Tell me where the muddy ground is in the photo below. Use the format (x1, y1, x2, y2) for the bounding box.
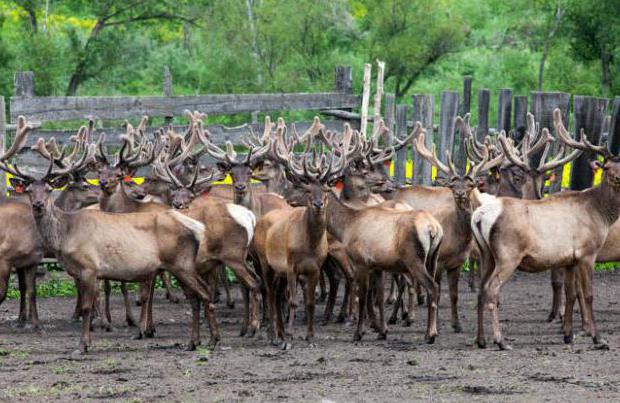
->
(1, 271, 620, 402)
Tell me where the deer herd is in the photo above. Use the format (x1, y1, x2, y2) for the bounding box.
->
(0, 104, 619, 355)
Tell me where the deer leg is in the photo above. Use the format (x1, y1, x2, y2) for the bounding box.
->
(318, 269, 327, 303)
(562, 266, 577, 344)
(16, 268, 27, 324)
(135, 277, 155, 339)
(77, 271, 97, 354)
(120, 282, 136, 327)
(577, 261, 603, 346)
(409, 265, 439, 344)
(388, 275, 404, 325)
(71, 279, 82, 321)
(175, 269, 219, 348)
(476, 249, 495, 349)
(575, 272, 591, 335)
(304, 269, 319, 344)
(373, 271, 387, 339)
(353, 271, 368, 342)
(285, 272, 298, 338)
(187, 292, 202, 351)
(161, 272, 179, 303)
(468, 259, 477, 292)
(415, 278, 425, 306)
(447, 267, 462, 333)
(225, 259, 261, 337)
(386, 274, 397, 305)
(485, 264, 517, 350)
(548, 267, 565, 322)
(405, 280, 416, 327)
(322, 258, 339, 325)
(103, 280, 112, 325)
(24, 266, 39, 330)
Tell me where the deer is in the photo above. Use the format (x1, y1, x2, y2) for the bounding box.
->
(471, 108, 619, 350)
(152, 144, 263, 339)
(409, 124, 503, 333)
(2, 119, 215, 354)
(252, 127, 353, 349)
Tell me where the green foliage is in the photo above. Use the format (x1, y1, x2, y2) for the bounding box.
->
(0, 0, 616, 117)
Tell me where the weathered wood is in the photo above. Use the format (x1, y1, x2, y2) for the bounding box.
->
(437, 91, 459, 164)
(10, 92, 360, 123)
(570, 96, 609, 190)
(395, 104, 408, 185)
(412, 94, 433, 185)
(163, 66, 173, 97)
(513, 95, 528, 142)
(373, 60, 385, 129)
(609, 97, 620, 155)
(251, 111, 260, 125)
(334, 65, 353, 94)
(497, 88, 513, 134)
(384, 93, 395, 146)
(476, 89, 490, 142)
(462, 76, 472, 115)
(14, 71, 34, 97)
(530, 91, 571, 193)
(360, 63, 371, 138)
(0, 96, 5, 195)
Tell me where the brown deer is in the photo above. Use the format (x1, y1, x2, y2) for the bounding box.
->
(3, 122, 214, 354)
(472, 108, 618, 350)
(253, 130, 350, 349)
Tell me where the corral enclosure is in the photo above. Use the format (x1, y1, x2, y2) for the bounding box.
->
(3, 66, 620, 193)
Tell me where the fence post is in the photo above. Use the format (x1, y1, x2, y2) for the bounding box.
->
(412, 94, 433, 185)
(384, 93, 395, 147)
(497, 88, 513, 134)
(476, 89, 490, 142)
(513, 95, 528, 142)
(609, 97, 620, 155)
(570, 96, 609, 190)
(530, 91, 571, 193)
(461, 76, 472, 115)
(14, 71, 34, 98)
(438, 91, 459, 165)
(334, 65, 353, 94)
(395, 104, 408, 185)
(163, 66, 173, 97)
(0, 96, 5, 196)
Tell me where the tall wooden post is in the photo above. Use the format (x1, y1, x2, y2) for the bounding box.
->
(384, 93, 395, 147)
(462, 76, 472, 115)
(513, 95, 528, 142)
(530, 91, 571, 193)
(0, 96, 5, 196)
(395, 104, 408, 184)
(14, 71, 34, 97)
(570, 96, 609, 190)
(334, 65, 353, 94)
(438, 91, 459, 165)
(412, 94, 433, 185)
(609, 97, 620, 155)
(476, 89, 490, 142)
(497, 88, 513, 134)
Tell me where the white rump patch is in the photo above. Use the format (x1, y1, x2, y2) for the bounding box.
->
(226, 203, 256, 245)
(168, 210, 205, 243)
(471, 198, 503, 242)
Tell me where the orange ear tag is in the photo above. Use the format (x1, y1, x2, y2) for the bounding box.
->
(549, 173, 557, 183)
(123, 176, 132, 183)
(383, 160, 391, 169)
(335, 181, 344, 191)
(202, 191, 209, 199)
(15, 184, 24, 193)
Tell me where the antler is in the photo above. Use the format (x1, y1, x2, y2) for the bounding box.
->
(413, 125, 452, 176)
(553, 108, 608, 157)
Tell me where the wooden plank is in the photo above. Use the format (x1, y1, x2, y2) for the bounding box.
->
(395, 104, 407, 184)
(437, 91, 459, 164)
(14, 71, 34, 97)
(384, 93, 395, 146)
(497, 88, 513, 134)
(412, 94, 433, 185)
(462, 76, 472, 115)
(10, 92, 360, 123)
(513, 95, 528, 142)
(334, 66, 353, 94)
(0, 96, 5, 195)
(530, 91, 570, 193)
(609, 97, 620, 155)
(570, 96, 609, 190)
(373, 61, 385, 129)
(476, 89, 490, 142)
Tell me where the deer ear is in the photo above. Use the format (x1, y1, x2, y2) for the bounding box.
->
(8, 177, 25, 190)
(49, 176, 69, 189)
(216, 162, 230, 173)
(590, 160, 603, 172)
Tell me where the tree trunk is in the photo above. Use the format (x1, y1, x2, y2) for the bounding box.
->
(601, 49, 612, 96)
(245, 0, 263, 86)
(538, 2, 563, 91)
(65, 20, 106, 96)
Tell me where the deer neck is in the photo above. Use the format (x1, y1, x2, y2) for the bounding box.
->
(265, 169, 287, 194)
(304, 203, 327, 246)
(234, 186, 255, 212)
(34, 201, 68, 254)
(325, 191, 358, 243)
(590, 178, 620, 227)
(100, 183, 135, 213)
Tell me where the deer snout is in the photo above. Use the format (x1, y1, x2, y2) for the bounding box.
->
(172, 200, 184, 209)
(234, 183, 247, 192)
(312, 200, 325, 209)
(32, 200, 45, 210)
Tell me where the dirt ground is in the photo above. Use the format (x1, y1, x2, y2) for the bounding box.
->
(1, 271, 620, 402)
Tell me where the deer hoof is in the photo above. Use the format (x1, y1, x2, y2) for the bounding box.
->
(547, 313, 556, 323)
(403, 319, 413, 327)
(417, 295, 426, 306)
(185, 341, 198, 351)
(353, 332, 363, 342)
(144, 329, 156, 338)
(476, 339, 487, 349)
(453, 324, 463, 333)
(563, 334, 574, 344)
(377, 332, 387, 341)
(495, 340, 512, 350)
(226, 301, 235, 309)
(426, 335, 436, 344)
(126, 318, 137, 327)
(387, 316, 397, 325)
(167, 294, 180, 304)
(280, 341, 292, 351)
(593, 335, 608, 347)
(132, 332, 144, 340)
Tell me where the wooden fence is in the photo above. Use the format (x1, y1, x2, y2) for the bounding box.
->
(2, 65, 620, 195)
